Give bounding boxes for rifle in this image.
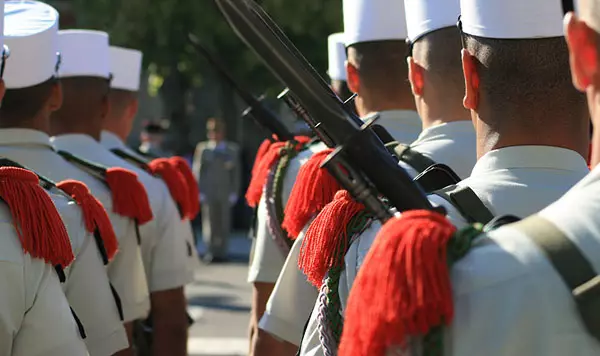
[188,33,293,141]
[214,0,435,221]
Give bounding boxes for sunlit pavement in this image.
[187,232,253,356]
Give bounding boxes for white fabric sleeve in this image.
[108,220,150,322]
[66,236,129,356]
[247,196,287,283]
[13,257,89,356]
[143,186,191,292]
[259,233,319,345]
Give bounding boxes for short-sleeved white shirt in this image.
[442,165,600,355]
[263,120,477,347]
[0,129,140,351]
[301,145,589,356]
[100,131,197,292]
[248,110,423,285]
[36,131,150,322]
[0,203,90,356]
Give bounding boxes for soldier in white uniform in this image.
[0,2,89,355]
[100,45,197,356]
[0,3,144,355]
[258,0,480,353]
[41,30,151,348]
[340,1,600,355]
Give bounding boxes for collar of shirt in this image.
[369,110,422,144]
[471,145,589,177]
[411,121,474,146]
[51,133,115,164]
[100,130,125,150]
[0,128,55,150]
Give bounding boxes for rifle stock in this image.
[215,0,434,219]
[188,33,293,141]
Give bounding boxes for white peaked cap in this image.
[460,0,564,39]
[327,33,347,81]
[4,0,58,89]
[57,30,110,79]
[404,0,460,42]
[110,46,143,91]
[343,0,408,46]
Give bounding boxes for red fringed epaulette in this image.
[169,156,200,220]
[282,148,342,239]
[56,150,154,225]
[245,136,311,208]
[148,158,190,220]
[105,168,153,225]
[250,138,274,178]
[57,179,119,262]
[0,167,74,267]
[299,190,365,287]
[339,211,457,356]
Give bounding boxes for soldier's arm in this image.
[14,256,89,356]
[106,221,151,344]
[192,143,205,182]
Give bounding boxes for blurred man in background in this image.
[193,117,241,263]
[139,120,172,158]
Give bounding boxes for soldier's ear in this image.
[47,80,63,112]
[564,12,599,92]
[346,60,360,94]
[0,79,5,104]
[407,56,424,97]
[461,49,480,110]
[125,97,139,121]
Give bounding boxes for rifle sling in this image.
[511,215,600,341]
[433,186,495,225]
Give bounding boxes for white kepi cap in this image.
[343,0,408,47]
[460,0,564,39]
[57,30,110,79]
[110,46,143,91]
[4,0,59,89]
[327,33,347,81]
[404,0,460,43]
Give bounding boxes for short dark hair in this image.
[464,34,586,123]
[108,88,136,119]
[0,78,57,121]
[412,27,464,92]
[347,40,409,98]
[52,76,110,120]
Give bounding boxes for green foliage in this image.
[57,0,342,95]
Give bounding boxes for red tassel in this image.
[0,167,74,267]
[169,156,200,220]
[251,138,274,178]
[105,167,153,224]
[282,148,341,238]
[148,158,190,220]
[246,141,287,208]
[57,180,119,261]
[299,190,365,287]
[338,210,457,356]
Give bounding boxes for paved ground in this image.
[187,232,253,356]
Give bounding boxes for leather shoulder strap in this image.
[414,164,462,193]
[511,215,600,342]
[56,150,108,181]
[110,148,151,172]
[394,143,438,174]
[433,185,495,225]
